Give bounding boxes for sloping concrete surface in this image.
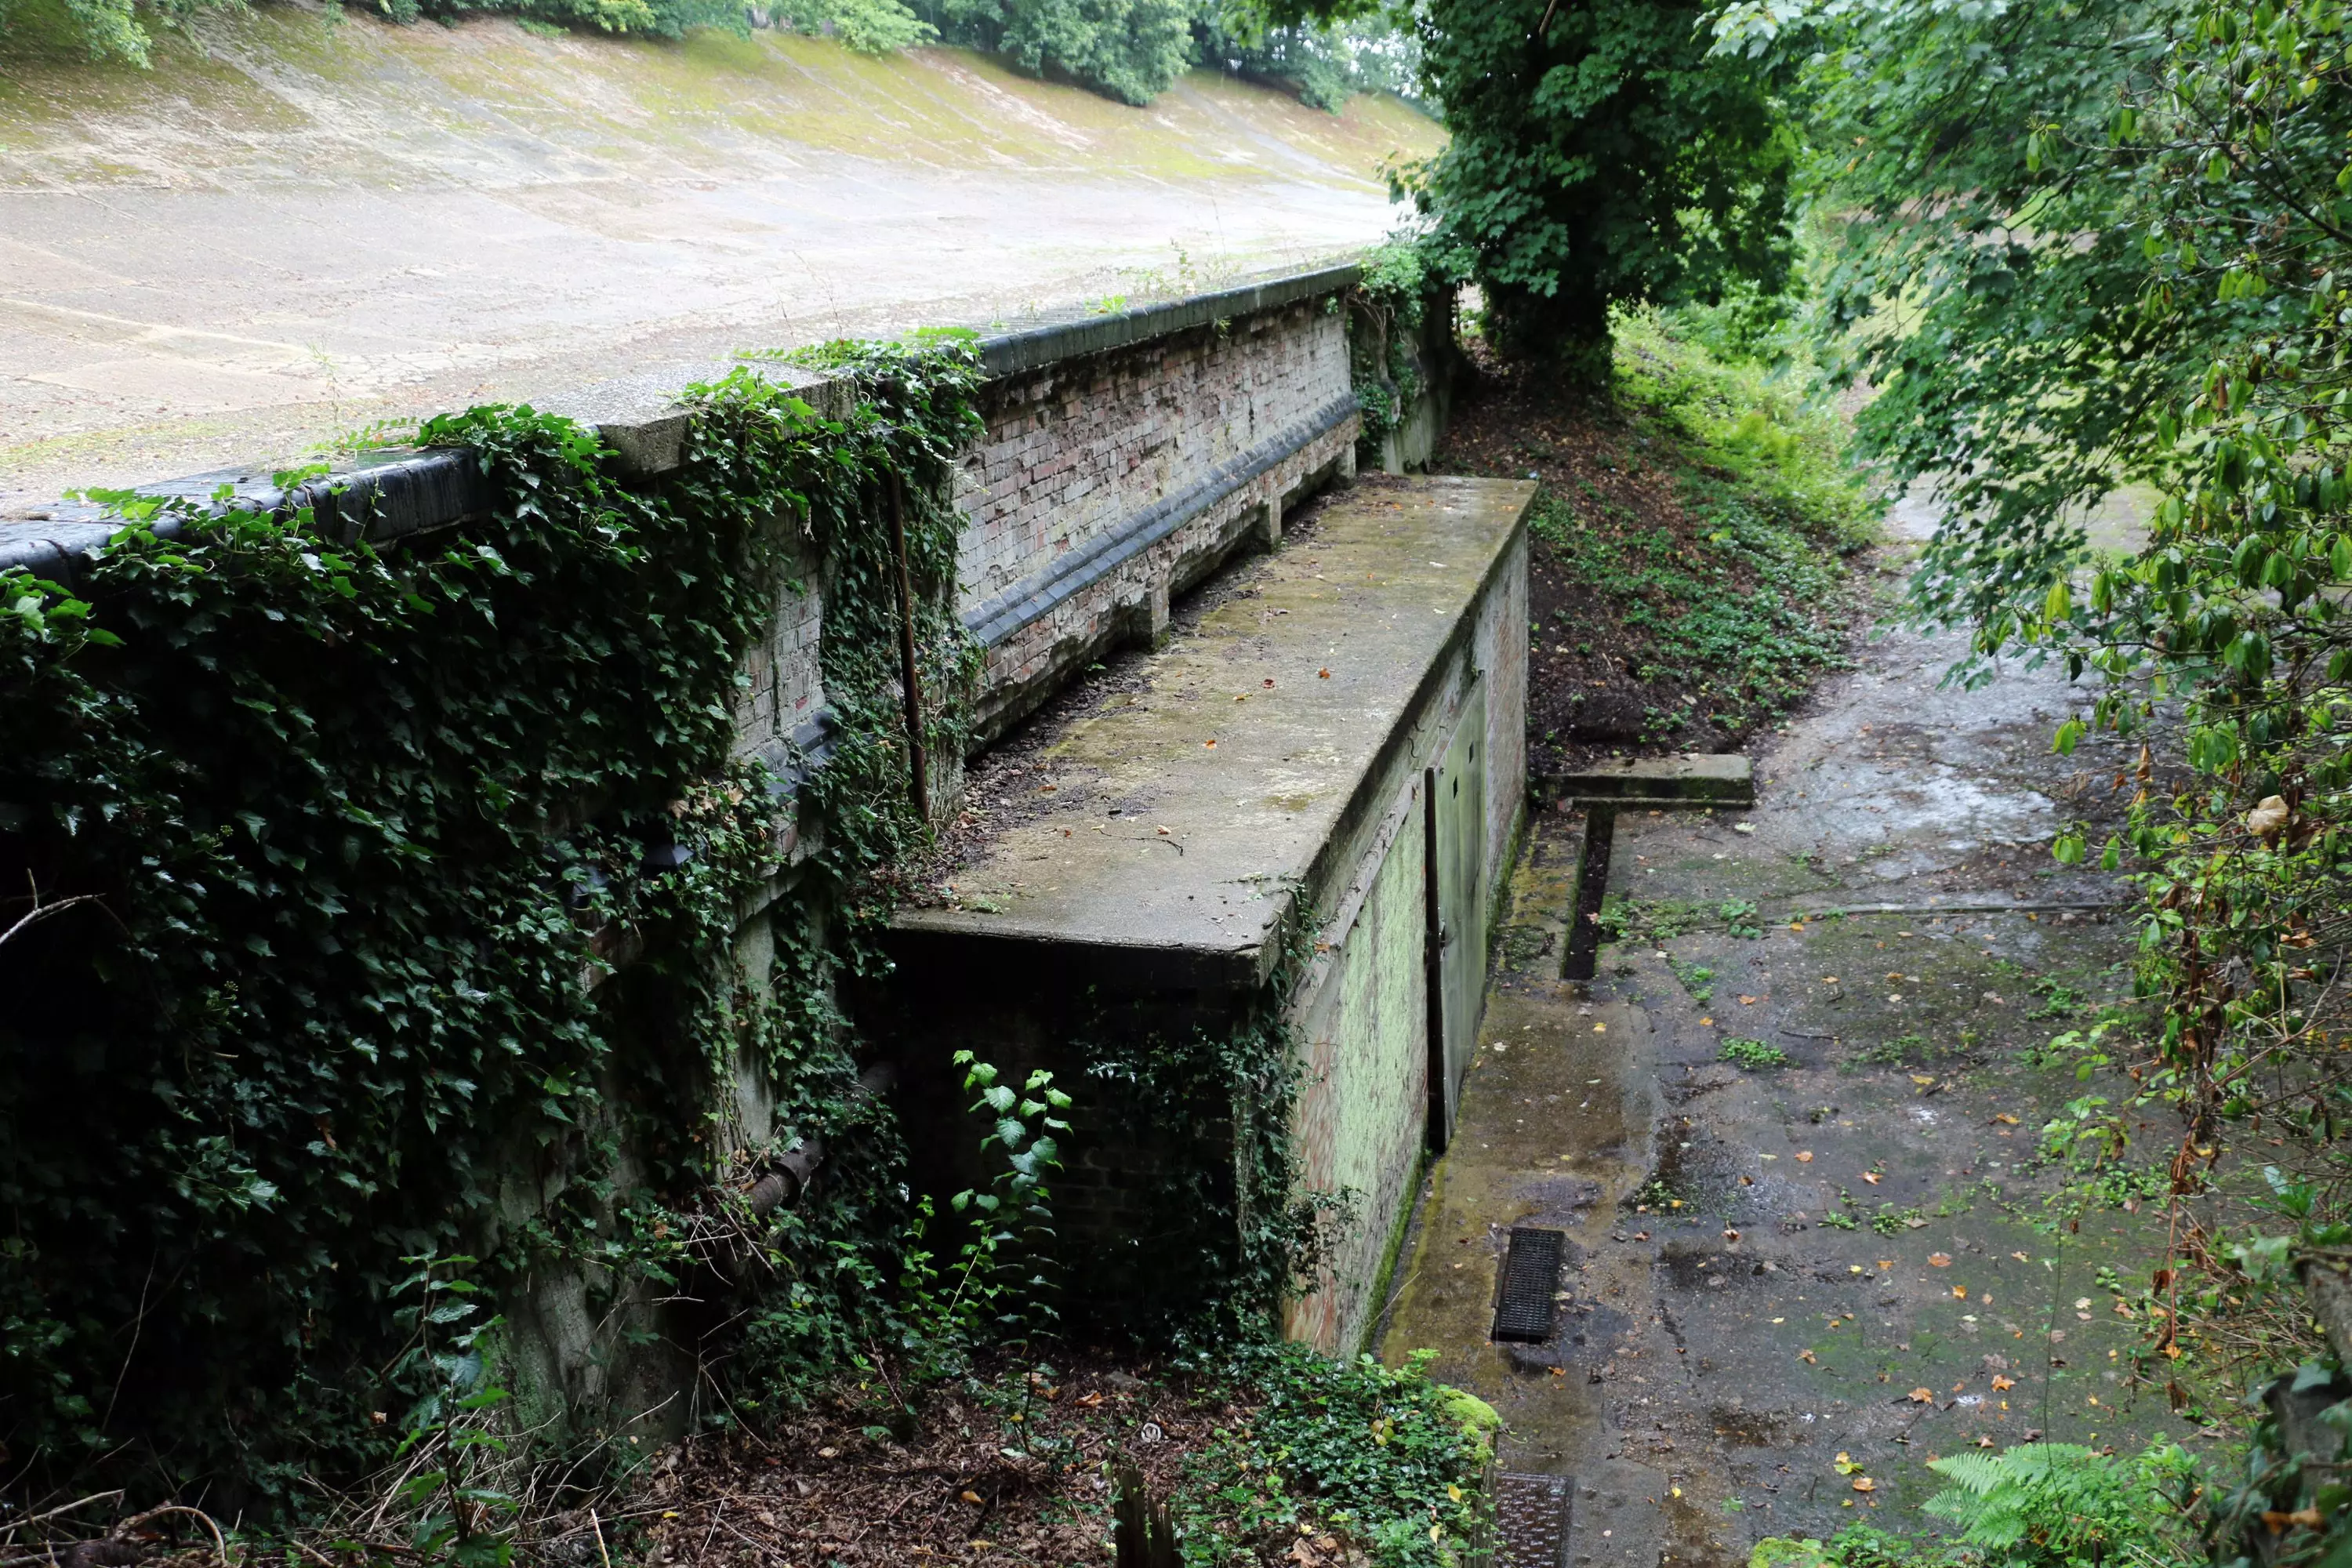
[899,475,1534,985]
[1380,504,2210,1564]
[0,9,1439,504]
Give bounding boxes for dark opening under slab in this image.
[1492,1225,1564,1343]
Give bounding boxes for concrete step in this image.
[1533,753,1752,810]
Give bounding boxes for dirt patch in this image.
[1430,347,1866,778]
[623,1352,1317,1568]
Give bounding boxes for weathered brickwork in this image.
[717,283,1367,772]
[955,302,1359,739]
[729,556,826,769]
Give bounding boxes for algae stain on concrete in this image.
[0,4,1441,187]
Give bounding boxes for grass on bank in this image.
[1445,307,1880,769]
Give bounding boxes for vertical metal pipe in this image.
[885,472,929,822]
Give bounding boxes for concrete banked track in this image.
[0,9,1439,507]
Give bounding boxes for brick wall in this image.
[956,301,1358,738]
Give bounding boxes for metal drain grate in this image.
[1491,1225,1565,1342]
[1494,1472,1570,1567]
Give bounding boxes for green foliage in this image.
[920,0,1194,103]
[1922,1442,2199,1566]
[932,1054,1071,1343]
[383,0,748,40]
[1710,0,2352,1355]
[1612,309,1878,550]
[1198,9,1421,111]
[387,1256,517,1568]
[1719,1036,1788,1069]
[1253,0,1794,360]
[1169,1345,1493,1566]
[1668,955,1715,1004]
[0,338,984,1511]
[1348,235,1448,456]
[773,0,935,52]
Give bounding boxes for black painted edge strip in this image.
[0,448,495,578]
[960,392,1359,650]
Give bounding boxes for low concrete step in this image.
[1533,752,1751,809]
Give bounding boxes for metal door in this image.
[1425,681,1486,1150]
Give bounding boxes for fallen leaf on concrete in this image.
[2011,1250,2031,1261]
[1852,1477,1875,1493]
[1318,668,1331,679]
[1862,1173,1882,1185]
[1799,1349,1817,1363]
[1796,1151,1814,1163]
[1204,739,1217,748]
[1953,1286,1968,1298]
[1929,1253,1952,1267]
[1991,1375,2015,1391]
[1735,822,1755,834]
[1739,995,1759,1005]
[1907,1388,1934,1403]
[1994,1114,2019,1125]
[1700,1016,1715,1026]
[1594,1023,1606,1033]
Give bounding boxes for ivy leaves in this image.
[0,342,985,1510]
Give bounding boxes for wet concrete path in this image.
[1377,515,2216,1565]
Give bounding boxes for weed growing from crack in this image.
[1720,1037,1790,1069]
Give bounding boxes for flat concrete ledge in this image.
[1533,753,1754,809]
[976,262,1359,379]
[895,474,1538,993]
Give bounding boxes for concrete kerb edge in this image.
[973,262,1363,379]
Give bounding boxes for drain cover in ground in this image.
[1494,1472,1570,1567]
[1492,1225,1565,1342]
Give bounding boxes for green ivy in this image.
[0,338,981,1514]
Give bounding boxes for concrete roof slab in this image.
[896,473,1535,991]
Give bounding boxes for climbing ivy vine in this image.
[0,337,980,1513]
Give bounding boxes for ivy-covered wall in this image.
[0,261,1457,1513]
[0,345,978,1512]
